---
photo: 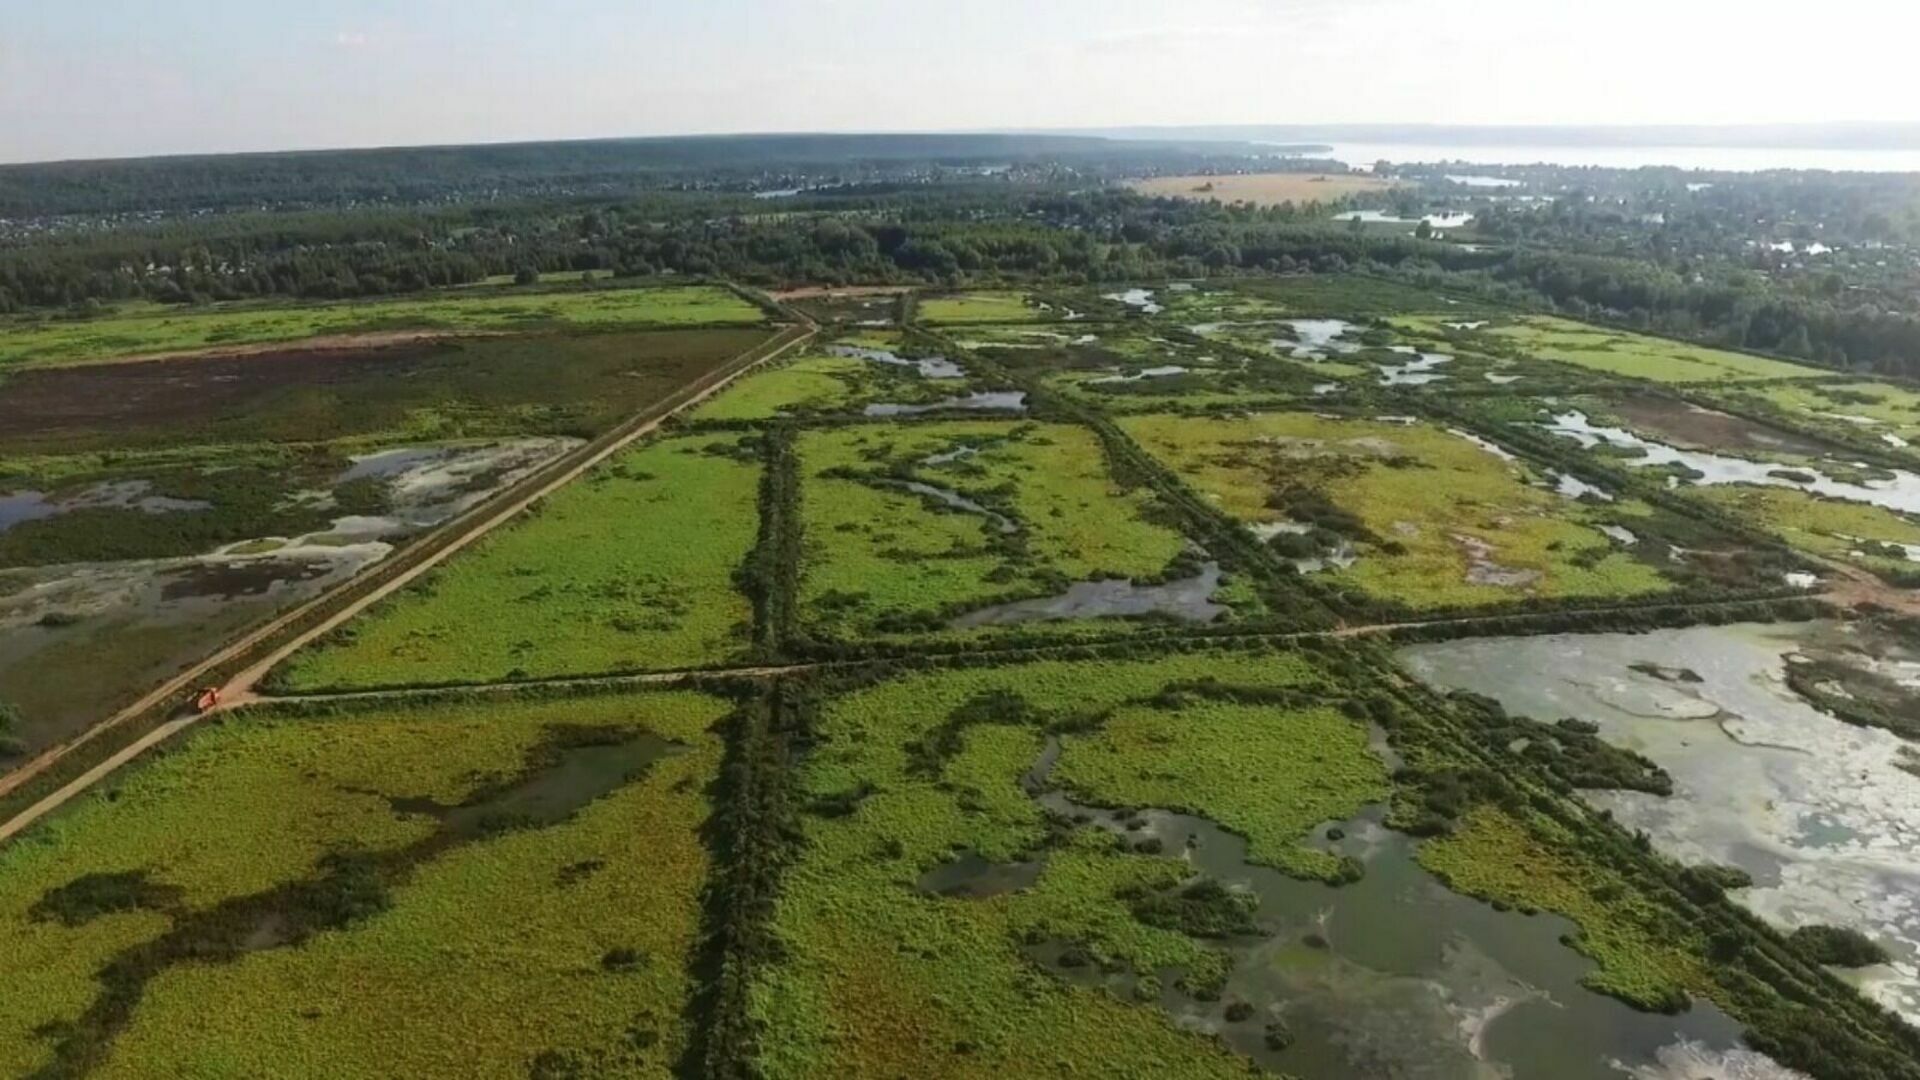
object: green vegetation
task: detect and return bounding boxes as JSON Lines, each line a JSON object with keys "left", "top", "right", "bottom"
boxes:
{"left": 1418, "top": 805, "right": 1710, "bottom": 1009}
{"left": 277, "top": 435, "right": 761, "bottom": 691}
{"left": 916, "top": 292, "right": 1048, "bottom": 325}
{"left": 1119, "top": 411, "right": 1672, "bottom": 609}
{"left": 1704, "top": 379, "right": 1920, "bottom": 459}
{"left": 749, "top": 651, "right": 1384, "bottom": 1078}
{"left": 1787, "top": 925, "right": 1891, "bottom": 968}
{"left": 1695, "top": 485, "right": 1920, "bottom": 581}
{"left": 1475, "top": 317, "right": 1826, "bottom": 384}
{"left": 0, "top": 688, "right": 729, "bottom": 1078}
{"left": 0, "top": 285, "right": 765, "bottom": 370}
{"left": 687, "top": 334, "right": 992, "bottom": 422}
{"left": 794, "top": 421, "right": 1197, "bottom": 641}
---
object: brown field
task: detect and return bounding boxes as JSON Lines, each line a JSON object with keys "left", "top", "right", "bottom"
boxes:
{"left": 1129, "top": 172, "right": 1399, "bottom": 206}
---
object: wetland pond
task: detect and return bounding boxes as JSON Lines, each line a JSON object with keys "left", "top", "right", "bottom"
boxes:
{"left": 1400, "top": 622, "right": 1920, "bottom": 1024}
{"left": 924, "top": 734, "right": 1797, "bottom": 1079}
{"left": 1543, "top": 410, "right": 1920, "bottom": 515}
{"left": 949, "top": 562, "right": 1227, "bottom": 629}
{"left": 825, "top": 343, "right": 967, "bottom": 380}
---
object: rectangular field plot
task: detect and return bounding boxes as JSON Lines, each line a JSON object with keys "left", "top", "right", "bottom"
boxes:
{"left": 687, "top": 332, "right": 1014, "bottom": 422}
{"left": 0, "top": 327, "right": 773, "bottom": 456}
{"left": 916, "top": 291, "right": 1054, "bottom": 325}
{"left": 0, "top": 689, "right": 729, "bottom": 1079}
{"left": 1458, "top": 316, "right": 1826, "bottom": 385}
{"left": 748, "top": 650, "right": 1390, "bottom": 1079}
{"left": 1119, "top": 412, "right": 1689, "bottom": 611}
{"left": 795, "top": 421, "right": 1230, "bottom": 643}
{"left": 276, "top": 433, "right": 762, "bottom": 691}
{"left": 0, "top": 284, "right": 768, "bottom": 370}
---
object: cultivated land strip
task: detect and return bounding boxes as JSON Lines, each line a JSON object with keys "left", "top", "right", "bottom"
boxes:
{"left": 0, "top": 320, "right": 816, "bottom": 846}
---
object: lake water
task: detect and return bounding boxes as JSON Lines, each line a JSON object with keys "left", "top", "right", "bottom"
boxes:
{"left": 1400, "top": 623, "right": 1920, "bottom": 1024}
{"left": 1283, "top": 143, "right": 1920, "bottom": 174}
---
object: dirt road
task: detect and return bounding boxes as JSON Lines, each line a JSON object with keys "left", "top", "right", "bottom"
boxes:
{"left": 0, "top": 323, "right": 814, "bottom": 846}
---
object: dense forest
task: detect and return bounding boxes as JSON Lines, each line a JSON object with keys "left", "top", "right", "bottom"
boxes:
{"left": 4, "top": 134, "right": 1920, "bottom": 378}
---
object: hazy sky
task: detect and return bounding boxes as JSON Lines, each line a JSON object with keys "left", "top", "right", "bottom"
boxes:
{"left": 3, "top": 0, "right": 1917, "bottom": 164}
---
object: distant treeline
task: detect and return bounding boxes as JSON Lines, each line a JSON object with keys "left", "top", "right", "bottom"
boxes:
{"left": 7, "top": 165, "right": 1920, "bottom": 380}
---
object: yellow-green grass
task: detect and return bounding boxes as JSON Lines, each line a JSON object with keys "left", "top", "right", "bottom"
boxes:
{"left": 917, "top": 292, "right": 1048, "bottom": 325}
{"left": 1119, "top": 412, "right": 1671, "bottom": 609}
{"left": 1479, "top": 317, "right": 1825, "bottom": 384}
{"left": 1694, "top": 485, "right": 1920, "bottom": 578}
{"left": 1419, "top": 806, "right": 1710, "bottom": 1011}
{"left": 1707, "top": 379, "right": 1920, "bottom": 449}
{"left": 278, "top": 434, "right": 760, "bottom": 691}
{"left": 751, "top": 651, "right": 1384, "bottom": 1078}
{"left": 796, "top": 421, "right": 1191, "bottom": 639}
{"left": 0, "top": 690, "right": 728, "bottom": 1079}
{"left": 686, "top": 353, "right": 869, "bottom": 420}
{"left": 0, "top": 285, "right": 766, "bottom": 370}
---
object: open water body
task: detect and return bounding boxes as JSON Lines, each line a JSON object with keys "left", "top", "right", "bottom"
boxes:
{"left": 1401, "top": 623, "right": 1920, "bottom": 1024}
{"left": 921, "top": 734, "right": 1799, "bottom": 1078}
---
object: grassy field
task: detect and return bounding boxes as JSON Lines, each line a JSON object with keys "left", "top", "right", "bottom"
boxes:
{"left": 687, "top": 333, "right": 989, "bottom": 421}
{"left": 795, "top": 421, "right": 1197, "bottom": 641}
{"left": 0, "top": 285, "right": 767, "bottom": 370}
{"left": 0, "top": 689, "right": 729, "bottom": 1078}
{"left": 1694, "top": 485, "right": 1920, "bottom": 579}
{"left": 277, "top": 434, "right": 761, "bottom": 691}
{"left": 1703, "top": 378, "right": 1920, "bottom": 454}
{"left": 1474, "top": 317, "right": 1826, "bottom": 384}
{"left": 0, "top": 328, "right": 771, "bottom": 456}
{"left": 916, "top": 292, "right": 1050, "bottom": 325}
{"left": 749, "top": 650, "right": 1386, "bottom": 1079}
{"left": 1129, "top": 172, "right": 1398, "bottom": 207}
{"left": 1119, "top": 412, "right": 1674, "bottom": 609}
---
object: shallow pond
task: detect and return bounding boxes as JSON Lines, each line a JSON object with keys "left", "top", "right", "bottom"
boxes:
{"left": 1400, "top": 623, "right": 1920, "bottom": 1023}
{"left": 0, "top": 481, "right": 212, "bottom": 535}
{"left": 826, "top": 343, "right": 967, "bottom": 380}
{"left": 884, "top": 480, "right": 1017, "bottom": 534}
{"left": 1543, "top": 410, "right": 1920, "bottom": 515}
{"left": 1105, "top": 288, "right": 1164, "bottom": 315}
{"left": 1090, "top": 365, "right": 1190, "bottom": 384}
{"left": 1284, "top": 319, "right": 1362, "bottom": 360}
{"left": 865, "top": 391, "right": 1028, "bottom": 417}
{"left": 949, "top": 562, "right": 1226, "bottom": 629}
{"left": 1379, "top": 347, "right": 1453, "bottom": 386}
{"left": 926, "top": 735, "right": 1793, "bottom": 1078}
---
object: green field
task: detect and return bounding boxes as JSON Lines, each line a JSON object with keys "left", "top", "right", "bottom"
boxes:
{"left": 795, "top": 421, "right": 1199, "bottom": 640}
{"left": 1471, "top": 317, "right": 1826, "bottom": 384}
{"left": 0, "top": 285, "right": 767, "bottom": 370}
{"left": 1694, "top": 485, "right": 1920, "bottom": 580}
{"left": 277, "top": 434, "right": 761, "bottom": 691}
{"left": 0, "top": 689, "right": 728, "bottom": 1078}
{"left": 916, "top": 292, "right": 1050, "bottom": 325}
{"left": 749, "top": 651, "right": 1388, "bottom": 1079}
{"left": 1704, "top": 379, "right": 1920, "bottom": 454}
{"left": 1119, "top": 412, "right": 1674, "bottom": 609}
{"left": 688, "top": 333, "right": 990, "bottom": 421}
